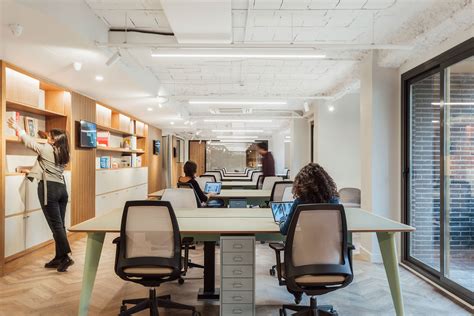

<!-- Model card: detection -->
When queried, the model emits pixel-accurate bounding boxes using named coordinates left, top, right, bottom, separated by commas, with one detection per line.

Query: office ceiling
left=0, top=0, right=472, bottom=138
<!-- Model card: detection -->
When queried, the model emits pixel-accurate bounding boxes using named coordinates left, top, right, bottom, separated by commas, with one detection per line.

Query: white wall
left=270, top=132, right=286, bottom=175
left=316, top=93, right=361, bottom=189
left=290, top=118, right=310, bottom=178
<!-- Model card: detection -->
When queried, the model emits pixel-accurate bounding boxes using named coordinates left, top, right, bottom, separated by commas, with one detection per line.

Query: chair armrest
left=348, top=243, right=356, bottom=250
left=112, top=237, right=120, bottom=244
left=269, top=242, right=285, bottom=251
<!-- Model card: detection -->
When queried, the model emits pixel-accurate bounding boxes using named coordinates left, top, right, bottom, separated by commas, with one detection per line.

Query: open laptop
left=204, top=181, right=222, bottom=194
left=270, top=202, right=293, bottom=224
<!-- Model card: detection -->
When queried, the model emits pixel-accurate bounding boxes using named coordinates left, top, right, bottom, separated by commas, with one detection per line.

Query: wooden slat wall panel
left=70, top=93, right=96, bottom=225
left=147, top=125, right=163, bottom=193
left=189, top=140, right=206, bottom=176
left=0, top=62, right=6, bottom=276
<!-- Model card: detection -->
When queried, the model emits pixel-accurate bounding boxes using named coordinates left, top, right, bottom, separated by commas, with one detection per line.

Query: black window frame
left=401, top=38, right=474, bottom=305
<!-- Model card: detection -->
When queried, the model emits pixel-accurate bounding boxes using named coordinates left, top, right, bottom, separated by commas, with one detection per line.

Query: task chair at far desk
left=269, top=204, right=354, bottom=316
left=161, top=188, right=204, bottom=282
left=113, top=200, right=200, bottom=316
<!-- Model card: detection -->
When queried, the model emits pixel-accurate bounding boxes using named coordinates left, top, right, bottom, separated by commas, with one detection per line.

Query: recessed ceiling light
left=152, top=53, right=326, bottom=59
left=190, top=100, right=286, bottom=105
left=284, top=140, right=291, bottom=143
left=303, top=102, right=310, bottom=112
left=73, top=62, right=82, bottom=71
left=212, top=129, right=264, bottom=133
left=328, top=105, right=335, bottom=112
left=285, top=136, right=291, bottom=139
left=432, top=120, right=440, bottom=123
left=204, top=119, right=272, bottom=123
left=147, top=107, right=153, bottom=112
left=170, top=122, right=175, bottom=125
left=431, top=102, right=474, bottom=105
left=95, top=75, right=104, bottom=81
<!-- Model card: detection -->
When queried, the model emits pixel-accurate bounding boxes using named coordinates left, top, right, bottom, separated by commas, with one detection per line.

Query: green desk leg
left=377, top=232, right=405, bottom=316
left=78, top=232, right=106, bottom=316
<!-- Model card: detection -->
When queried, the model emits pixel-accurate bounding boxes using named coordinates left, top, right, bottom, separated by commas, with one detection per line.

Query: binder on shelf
left=100, top=156, right=111, bottom=169
left=97, top=131, right=110, bottom=147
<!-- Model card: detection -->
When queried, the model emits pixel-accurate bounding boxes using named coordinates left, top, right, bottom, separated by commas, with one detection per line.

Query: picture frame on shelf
left=24, top=116, right=37, bottom=137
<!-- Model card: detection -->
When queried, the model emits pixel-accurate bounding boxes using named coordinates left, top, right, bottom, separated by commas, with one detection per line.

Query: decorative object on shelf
left=123, top=135, right=137, bottom=150
left=120, top=156, right=132, bottom=168
left=24, top=116, right=38, bottom=137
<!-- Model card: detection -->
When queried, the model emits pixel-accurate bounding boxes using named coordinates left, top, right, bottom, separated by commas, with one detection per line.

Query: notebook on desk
left=204, top=182, right=222, bottom=194
left=270, top=202, right=293, bottom=224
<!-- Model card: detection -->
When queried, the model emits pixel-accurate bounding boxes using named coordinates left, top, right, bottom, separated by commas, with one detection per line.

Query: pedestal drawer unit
left=220, top=236, right=255, bottom=316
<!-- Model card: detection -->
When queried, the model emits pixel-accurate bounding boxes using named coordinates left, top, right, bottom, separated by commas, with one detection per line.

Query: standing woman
left=8, top=118, right=74, bottom=272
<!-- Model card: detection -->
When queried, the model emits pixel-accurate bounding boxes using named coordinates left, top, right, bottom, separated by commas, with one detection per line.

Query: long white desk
left=221, top=181, right=256, bottom=189
left=149, top=189, right=271, bottom=204
left=70, top=207, right=413, bottom=316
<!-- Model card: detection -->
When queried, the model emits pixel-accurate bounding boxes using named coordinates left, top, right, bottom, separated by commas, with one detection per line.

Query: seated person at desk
left=178, top=161, right=223, bottom=207
left=279, top=163, right=340, bottom=235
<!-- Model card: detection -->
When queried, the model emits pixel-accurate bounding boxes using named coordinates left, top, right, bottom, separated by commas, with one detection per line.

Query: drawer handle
left=232, top=269, right=243, bottom=275
left=233, top=282, right=243, bottom=288
left=232, top=243, right=243, bottom=249
left=232, top=308, right=243, bottom=314
left=233, top=256, right=243, bottom=262
left=232, top=295, right=243, bottom=302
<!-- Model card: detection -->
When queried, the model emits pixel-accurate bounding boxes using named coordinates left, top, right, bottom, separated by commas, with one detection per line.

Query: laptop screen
left=204, top=182, right=222, bottom=194
left=270, top=202, right=293, bottom=223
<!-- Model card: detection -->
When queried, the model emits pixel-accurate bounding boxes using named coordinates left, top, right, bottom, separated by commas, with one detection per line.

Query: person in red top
left=256, top=142, right=275, bottom=177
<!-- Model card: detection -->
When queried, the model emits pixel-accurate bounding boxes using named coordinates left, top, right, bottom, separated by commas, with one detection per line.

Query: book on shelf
left=96, top=157, right=101, bottom=169
left=5, top=111, right=22, bottom=137
left=131, top=153, right=138, bottom=168
left=97, top=131, right=110, bottom=147
left=100, top=156, right=111, bottom=169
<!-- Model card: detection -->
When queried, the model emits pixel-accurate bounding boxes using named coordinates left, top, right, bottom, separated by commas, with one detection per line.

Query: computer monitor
left=270, top=202, right=293, bottom=223
left=228, top=199, right=247, bottom=208
left=204, top=182, right=222, bottom=194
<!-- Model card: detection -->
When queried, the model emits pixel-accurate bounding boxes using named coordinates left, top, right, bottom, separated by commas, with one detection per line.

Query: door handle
left=233, top=256, right=243, bottom=262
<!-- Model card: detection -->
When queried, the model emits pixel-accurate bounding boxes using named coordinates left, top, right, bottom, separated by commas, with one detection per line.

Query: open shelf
left=96, top=166, right=146, bottom=171
left=96, top=146, right=145, bottom=154
left=5, top=172, right=26, bottom=176
left=96, top=124, right=140, bottom=138
left=6, top=135, right=48, bottom=144
left=6, top=100, right=66, bottom=117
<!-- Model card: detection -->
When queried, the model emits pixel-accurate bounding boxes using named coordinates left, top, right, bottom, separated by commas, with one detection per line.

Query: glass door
left=444, top=56, right=474, bottom=292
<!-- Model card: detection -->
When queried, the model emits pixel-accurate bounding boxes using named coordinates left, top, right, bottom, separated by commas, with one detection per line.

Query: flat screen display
left=153, top=140, right=161, bottom=155
left=79, top=120, right=97, bottom=148
left=270, top=202, right=293, bottom=223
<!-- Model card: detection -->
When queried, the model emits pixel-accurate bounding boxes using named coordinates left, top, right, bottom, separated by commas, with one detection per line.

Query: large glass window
left=403, top=40, right=473, bottom=304
left=206, top=142, right=254, bottom=171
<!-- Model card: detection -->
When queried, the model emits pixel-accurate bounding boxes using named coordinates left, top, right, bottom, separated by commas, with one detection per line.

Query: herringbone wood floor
left=0, top=234, right=471, bottom=316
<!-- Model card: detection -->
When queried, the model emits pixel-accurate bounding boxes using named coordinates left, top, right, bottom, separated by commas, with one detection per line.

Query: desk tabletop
left=69, top=207, right=414, bottom=234
left=221, top=176, right=252, bottom=181
left=148, top=189, right=271, bottom=199
left=221, top=181, right=256, bottom=187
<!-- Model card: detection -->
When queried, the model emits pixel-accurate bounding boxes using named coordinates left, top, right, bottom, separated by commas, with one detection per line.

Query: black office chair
left=270, top=204, right=354, bottom=315
left=178, top=181, right=224, bottom=208
left=114, top=200, right=200, bottom=316
left=256, top=174, right=265, bottom=189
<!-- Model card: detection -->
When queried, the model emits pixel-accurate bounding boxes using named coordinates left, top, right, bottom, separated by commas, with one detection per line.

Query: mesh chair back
left=251, top=171, right=262, bottom=182
left=284, top=204, right=352, bottom=293
left=199, top=174, right=217, bottom=182
left=256, top=175, right=264, bottom=189
left=177, top=182, right=202, bottom=206
left=115, top=200, right=181, bottom=279
left=161, top=188, right=200, bottom=208
left=262, top=176, right=283, bottom=190
left=338, top=188, right=361, bottom=206
left=270, top=181, right=293, bottom=202
left=282, top=186, right=295, bottom=201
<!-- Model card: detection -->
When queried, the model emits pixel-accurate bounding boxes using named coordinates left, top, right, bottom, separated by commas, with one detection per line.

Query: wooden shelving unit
left=96, top=123, right=138, bottom=138
left=96, top=146, right=145, bottom=154
left=6, top=135, right=48, bottom=144
left=6, top=100, right=66, bottom=117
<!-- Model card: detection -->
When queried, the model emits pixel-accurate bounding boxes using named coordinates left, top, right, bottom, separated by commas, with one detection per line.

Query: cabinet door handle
left=232, top=296, right=243, bottom=302
left=232, top=308, right=243, bottom=314
left=232, top=269, right=243, bottom=275
left=233, top=282, right=243, bottom=288
left=233, top=243, right=243, bottom=249
left=233, top=256, right=243, bottom=262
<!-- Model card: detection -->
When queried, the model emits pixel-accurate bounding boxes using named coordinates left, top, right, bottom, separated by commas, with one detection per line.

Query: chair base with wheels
left=119, top=287, right=200, bottom=316
left=280, top=297, right=337, bottom=316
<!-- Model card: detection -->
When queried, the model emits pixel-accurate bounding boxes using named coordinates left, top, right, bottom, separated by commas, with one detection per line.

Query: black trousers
left=38, top=180, right=71, bottom=259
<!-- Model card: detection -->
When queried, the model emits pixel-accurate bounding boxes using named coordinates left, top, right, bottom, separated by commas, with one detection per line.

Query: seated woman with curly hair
left=279, top=163, right=340, bottom=235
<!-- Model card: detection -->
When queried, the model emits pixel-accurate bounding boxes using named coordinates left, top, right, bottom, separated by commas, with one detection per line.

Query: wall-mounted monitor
left=153, top=140, right=161, bottom=155
left=79, top=120, right=97, bottom=148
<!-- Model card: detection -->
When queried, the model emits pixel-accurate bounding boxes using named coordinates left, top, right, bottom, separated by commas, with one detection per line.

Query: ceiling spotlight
left=73, top=62, right=82, bottom=71
left=158, top=103, right=163, bottom=108
left=303, top=102, right=310, bottom=112
left=95, top=75, right=104, bottom=81
left=196, top=130, right=202, bottom=135
left=147, top=107, right=153, bottom=112
left=156, top=96, right=169, bottom=103
left=328, top=105, right=335, bottom=112
left=285, top=136, right=291, bottom=139
left=106, top=51, right=122, bottom=67
left=170, top=122, right=175, bottom=125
